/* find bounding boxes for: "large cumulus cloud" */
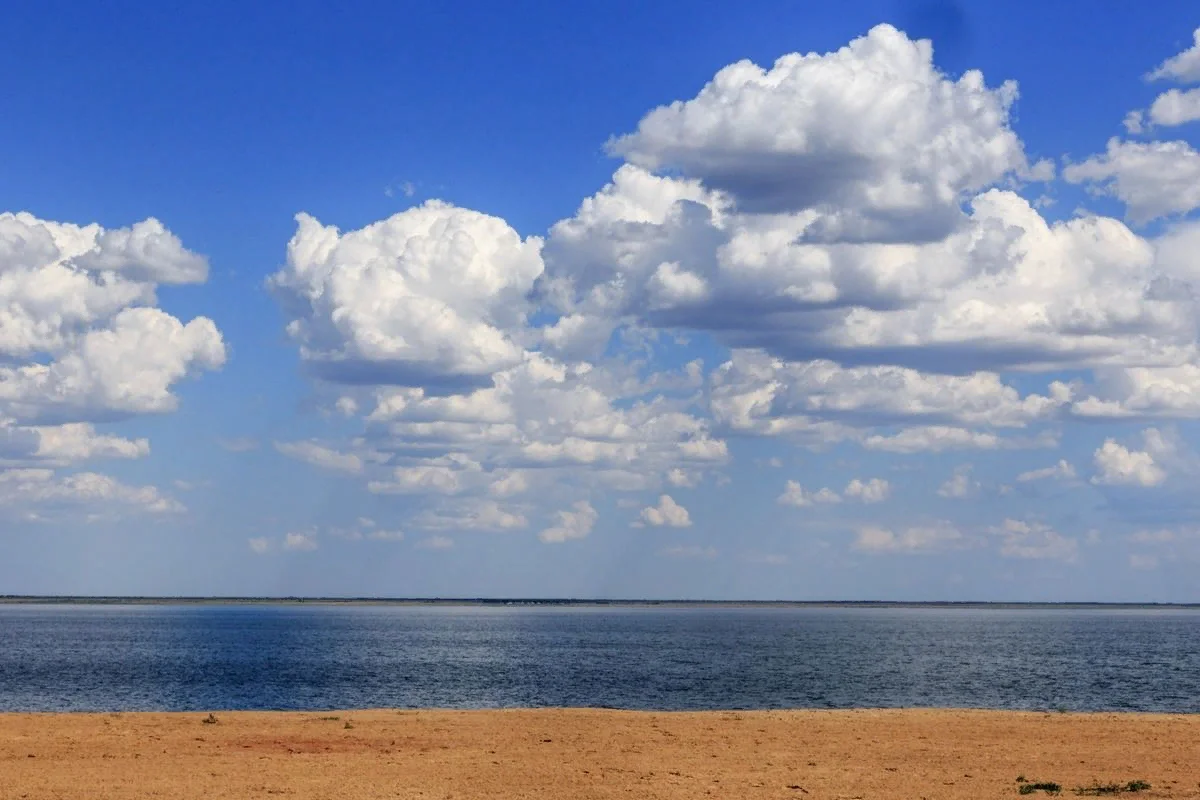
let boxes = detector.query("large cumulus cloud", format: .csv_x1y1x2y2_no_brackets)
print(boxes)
0,211,224,518
269,203,544,389
267,23,1200,557
543,166,1191,376
608,23,1032,237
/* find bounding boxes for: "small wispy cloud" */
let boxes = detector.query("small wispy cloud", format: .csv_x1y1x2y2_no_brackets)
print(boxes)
274,440,363,474
283,531,318,551
661,545,717,559
741,552,789,566
417,535,454,550
384,180,417,198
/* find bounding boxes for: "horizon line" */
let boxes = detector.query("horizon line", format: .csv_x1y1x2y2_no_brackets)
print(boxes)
2,595,1199,608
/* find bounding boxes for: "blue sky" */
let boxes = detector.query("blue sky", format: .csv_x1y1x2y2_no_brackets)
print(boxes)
3,1,1200,600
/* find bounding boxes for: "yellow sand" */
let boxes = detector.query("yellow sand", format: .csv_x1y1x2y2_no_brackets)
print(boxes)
2,708,1197,799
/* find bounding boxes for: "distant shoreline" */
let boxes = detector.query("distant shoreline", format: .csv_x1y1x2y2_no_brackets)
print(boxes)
2,596,1198,609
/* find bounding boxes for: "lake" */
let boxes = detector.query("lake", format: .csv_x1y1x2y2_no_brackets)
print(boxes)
1,604,1197,712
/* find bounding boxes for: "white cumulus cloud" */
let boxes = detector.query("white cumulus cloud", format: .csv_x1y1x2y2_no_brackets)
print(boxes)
853,522,962,553
1148,28,1200,83
253,24,1200,556
609,23,1028,233
777,480,842,507
539,500,598,543
1092,431,1169,487
844,477,890,503
1148,87,1200,127
637,494,693,527
268,204,544,388
0,468,183,518
1063,138,1200,222
937,465,980,498
1016,459,1077,483
0,211,220,517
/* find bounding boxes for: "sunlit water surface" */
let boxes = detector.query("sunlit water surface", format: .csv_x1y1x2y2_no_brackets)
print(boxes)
1,604,1197,712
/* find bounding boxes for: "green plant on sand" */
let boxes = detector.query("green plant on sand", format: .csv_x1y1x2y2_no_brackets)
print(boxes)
1020,781,1063,795
1074,781,1151,796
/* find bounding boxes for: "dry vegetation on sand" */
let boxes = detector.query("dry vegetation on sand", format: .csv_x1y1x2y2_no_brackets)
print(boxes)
2,708,1197,799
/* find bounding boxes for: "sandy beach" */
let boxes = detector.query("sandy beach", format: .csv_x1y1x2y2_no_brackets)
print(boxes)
2,708,1196,799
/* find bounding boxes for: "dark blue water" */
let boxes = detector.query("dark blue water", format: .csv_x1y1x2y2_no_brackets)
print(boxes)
1,605,1197,712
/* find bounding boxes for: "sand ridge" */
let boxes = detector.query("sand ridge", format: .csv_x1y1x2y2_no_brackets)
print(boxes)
2,708,1197,799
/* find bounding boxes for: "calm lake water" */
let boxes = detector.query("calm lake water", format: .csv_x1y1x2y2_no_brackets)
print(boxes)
1,604,1197,713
